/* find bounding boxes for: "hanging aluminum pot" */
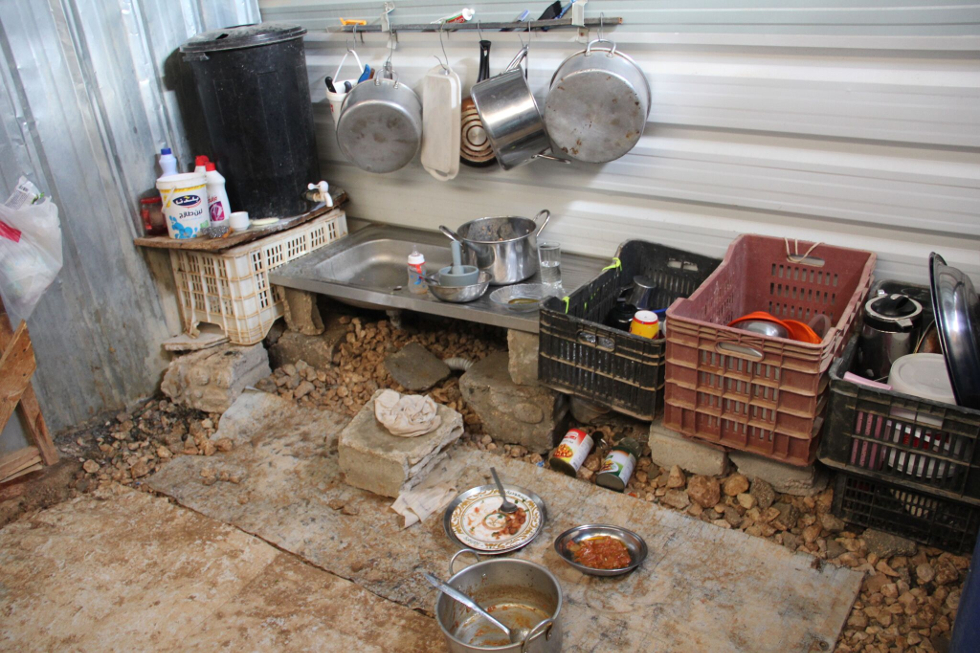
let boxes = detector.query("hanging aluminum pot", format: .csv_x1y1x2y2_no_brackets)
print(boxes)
337,66,422,173
470,47,563,171
544,38,651,163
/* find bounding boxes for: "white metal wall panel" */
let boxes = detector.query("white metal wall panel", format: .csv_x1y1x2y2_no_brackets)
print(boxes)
261,1,980,286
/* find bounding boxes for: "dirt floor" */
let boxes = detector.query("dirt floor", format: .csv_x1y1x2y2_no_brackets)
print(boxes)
1,310,970,653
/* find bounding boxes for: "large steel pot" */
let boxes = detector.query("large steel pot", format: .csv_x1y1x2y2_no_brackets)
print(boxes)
337,68,422,173
544,38,651,163
435,549,562,653
440,210,550,285
471,48,558,171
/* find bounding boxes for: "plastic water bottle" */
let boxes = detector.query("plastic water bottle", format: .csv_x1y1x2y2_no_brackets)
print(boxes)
204,163,231,228
407,249,427,294
159,147,178,177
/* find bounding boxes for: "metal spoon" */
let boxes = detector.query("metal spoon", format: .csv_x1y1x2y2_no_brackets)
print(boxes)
490,467,518,513
423,572,519,644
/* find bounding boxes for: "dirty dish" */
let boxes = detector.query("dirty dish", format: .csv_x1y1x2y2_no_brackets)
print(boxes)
553,524,647,577
426,270,491,304
490,284,549,313
423,572,518,643
783,319,822,344
444,484,546,554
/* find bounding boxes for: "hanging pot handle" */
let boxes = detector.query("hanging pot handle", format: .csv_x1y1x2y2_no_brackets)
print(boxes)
533,210,551,238
532,153,571,165
505,46,529,72
439,225,465,245
521,618,555,653
448,548,482,576
586,38,618,56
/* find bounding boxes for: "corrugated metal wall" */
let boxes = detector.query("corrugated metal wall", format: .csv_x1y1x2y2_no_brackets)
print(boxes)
260,0,980,285
0,0,258,441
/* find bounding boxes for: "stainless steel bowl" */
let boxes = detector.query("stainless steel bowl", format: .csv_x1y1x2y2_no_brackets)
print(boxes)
427,271,492,304
553,524,648,577
490,283,550,313
737,319,789,339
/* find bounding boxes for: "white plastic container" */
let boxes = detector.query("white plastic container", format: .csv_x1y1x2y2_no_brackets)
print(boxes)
194,155,209,174
156,172,208,239
204,163,231,226
407,249,427,294
159,147,178,177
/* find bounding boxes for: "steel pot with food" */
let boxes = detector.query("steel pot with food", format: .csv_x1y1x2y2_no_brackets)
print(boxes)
440,210,550,285
544,38,651,163
337,65,422,173
434,549,563,653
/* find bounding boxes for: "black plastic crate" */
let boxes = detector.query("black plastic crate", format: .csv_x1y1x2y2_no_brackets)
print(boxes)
538,240,720,420
820,281,980,505
833,470,980,554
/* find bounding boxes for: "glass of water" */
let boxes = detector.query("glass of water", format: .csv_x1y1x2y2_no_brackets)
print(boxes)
538,241,562,295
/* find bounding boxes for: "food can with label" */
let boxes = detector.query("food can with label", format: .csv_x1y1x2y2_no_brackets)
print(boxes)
595,437,640,492
549,428,594,477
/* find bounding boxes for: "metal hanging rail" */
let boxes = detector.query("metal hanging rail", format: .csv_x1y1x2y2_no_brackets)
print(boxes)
330,16,622,34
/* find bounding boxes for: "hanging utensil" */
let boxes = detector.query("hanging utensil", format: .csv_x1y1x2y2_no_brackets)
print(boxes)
460,37,496,167
422,27,462,181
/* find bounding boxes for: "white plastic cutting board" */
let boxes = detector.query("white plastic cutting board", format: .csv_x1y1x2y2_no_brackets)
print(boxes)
421,64,461,181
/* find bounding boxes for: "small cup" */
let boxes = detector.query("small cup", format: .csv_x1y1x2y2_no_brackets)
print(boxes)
229,211,250,231
629,310,660,339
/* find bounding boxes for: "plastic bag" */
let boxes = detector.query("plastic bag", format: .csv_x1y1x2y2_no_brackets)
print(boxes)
0,177,63,321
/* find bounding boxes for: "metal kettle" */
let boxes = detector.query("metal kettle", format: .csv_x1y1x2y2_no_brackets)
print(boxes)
858,292,924,379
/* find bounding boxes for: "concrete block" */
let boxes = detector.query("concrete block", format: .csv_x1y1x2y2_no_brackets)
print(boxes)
729,451,828,497
460,352,568,453
649,421,729,477
339,389,463,498
161,343,271,413
385,342,451,391
268,318,346,370
507,330,539,386
282,288,324,335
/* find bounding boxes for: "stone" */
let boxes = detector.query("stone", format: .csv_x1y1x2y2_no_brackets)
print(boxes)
338,389,464,498
750,478,776,510
864,529,918,559
384,342,451,392
728,451,828,496
268,320,346,370
459,352,568,453
771,502,800,531
820,512,846,532
687,475,721,508
662,489,690,510
723,474,750,496
737,493,757,510
130,461,150,479
82,460,100,474
294,380,315,399
648,422,729,477
162,328,229,352
666,465,686,489
802,524,822,544
161,343,271,413
916,563,936,584
214,438,234,453
507,330,539,386
282,288,324,336
825,539,846,559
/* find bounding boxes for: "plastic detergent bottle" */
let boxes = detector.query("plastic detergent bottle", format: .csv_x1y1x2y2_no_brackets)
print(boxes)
158,147,178,177
204,163,231,227
194,155,209,174
407,249,427,294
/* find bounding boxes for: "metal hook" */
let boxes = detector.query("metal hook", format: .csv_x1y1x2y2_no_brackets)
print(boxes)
434,24,450,73
477,20,483,40
385,25,395,68
599,13,604,41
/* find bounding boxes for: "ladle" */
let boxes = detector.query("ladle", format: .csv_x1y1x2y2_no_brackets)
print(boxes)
423,572,523,644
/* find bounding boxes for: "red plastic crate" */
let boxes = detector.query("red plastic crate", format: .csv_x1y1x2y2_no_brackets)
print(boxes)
664,234,875,465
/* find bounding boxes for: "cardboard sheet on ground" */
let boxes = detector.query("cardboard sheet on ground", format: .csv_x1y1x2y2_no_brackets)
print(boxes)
148,391,862,653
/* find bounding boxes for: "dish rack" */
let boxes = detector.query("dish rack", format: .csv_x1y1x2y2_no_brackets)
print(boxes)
170,210,347,345
538,240,720,420
663,234,876,466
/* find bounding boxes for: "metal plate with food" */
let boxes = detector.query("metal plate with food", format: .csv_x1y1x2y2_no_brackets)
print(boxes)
444,484,547,554
553,524,648,576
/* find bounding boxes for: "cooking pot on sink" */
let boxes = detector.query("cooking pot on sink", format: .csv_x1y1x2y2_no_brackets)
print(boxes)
440,210,550,285
435,549,562,653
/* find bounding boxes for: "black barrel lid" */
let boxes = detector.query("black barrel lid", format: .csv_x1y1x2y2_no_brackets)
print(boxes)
180,23,306,54
864,293,923,332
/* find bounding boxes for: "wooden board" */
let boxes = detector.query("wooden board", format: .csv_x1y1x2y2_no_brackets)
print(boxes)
134,189,347,252
0,446,42,481
149,391,863,653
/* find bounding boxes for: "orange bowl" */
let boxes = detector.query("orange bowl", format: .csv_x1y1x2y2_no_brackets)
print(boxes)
782,319,822,344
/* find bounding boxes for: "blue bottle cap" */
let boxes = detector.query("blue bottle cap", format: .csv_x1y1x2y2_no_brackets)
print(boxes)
161,147,172,155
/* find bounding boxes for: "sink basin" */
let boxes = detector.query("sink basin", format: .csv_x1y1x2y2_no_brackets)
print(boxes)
269,223,607,333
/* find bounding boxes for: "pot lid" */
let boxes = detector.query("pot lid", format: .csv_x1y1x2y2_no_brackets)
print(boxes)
929,253,980,409
180,23,306,54
864,293,923,331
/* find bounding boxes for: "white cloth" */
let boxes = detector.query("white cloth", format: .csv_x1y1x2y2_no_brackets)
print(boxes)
374,389,442,437
391,484,457,529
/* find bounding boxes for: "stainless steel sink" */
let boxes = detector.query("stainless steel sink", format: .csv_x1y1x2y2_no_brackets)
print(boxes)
270,223,607,333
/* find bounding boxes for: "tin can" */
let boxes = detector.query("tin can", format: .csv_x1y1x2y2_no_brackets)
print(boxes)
549,428,594,477
629,310,660,339
595,437,640,492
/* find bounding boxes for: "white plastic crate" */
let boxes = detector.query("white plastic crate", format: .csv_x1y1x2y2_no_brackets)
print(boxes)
170,210,347,345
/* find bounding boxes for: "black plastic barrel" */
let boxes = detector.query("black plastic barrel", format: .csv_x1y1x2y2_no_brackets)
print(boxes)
181,24,320,218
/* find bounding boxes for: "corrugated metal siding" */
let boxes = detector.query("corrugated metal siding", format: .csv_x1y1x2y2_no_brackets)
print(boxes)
0,0,257,437
261,0,980,285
